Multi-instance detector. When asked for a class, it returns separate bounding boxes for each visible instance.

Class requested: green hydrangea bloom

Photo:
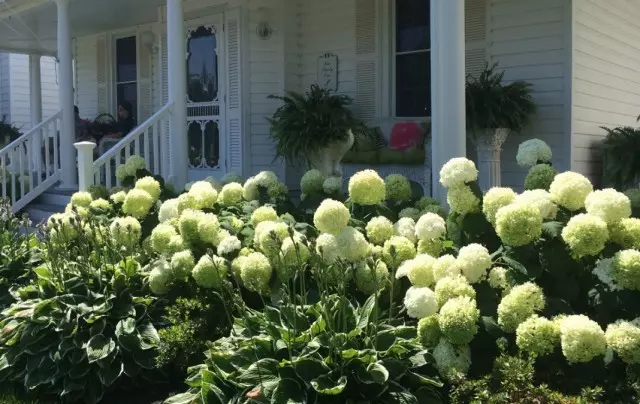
[366,216,395,246]
[252,206,278,225]
[135,176,161,202]
[549,171,593,211]
[558,315,606,363]
[382,236,417,267]
[561,214,609,258]
[122,189,154,219]
[447,186,480,215]
[524,164,557,191]
[495,203,543,247]
[110,216,142,246]
[219,183,244,206]
[151,224,178,254]
[438,296,479,345]
[192,255,228,289]
[418,316,441,348]
[605,320,640,364]
[314,199,350,235]
[189,181,218,209]
[240,252,273,294]
[385,174,412,201]
[348,169,386,205]
[482,187,516,224]
[610,218,640,249]
[354,261,389,295]
[585,188,632,224]
[497,282,545,333]
[171,250,195,278]
[149,260,172,295]
[71,191,93,208]
[516,315,560,356]
[611,249,640,290]
[300,169,325,195]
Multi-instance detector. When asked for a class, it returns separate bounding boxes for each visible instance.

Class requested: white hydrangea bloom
[456,243,492,284]
[394,217,417,243]
[415,213,447,241]
[433,338,472,380]
[403,286,438,319]
[592,258,621,292]
[516,139,553,168]
[439,158,478,189]
[515,190,558,220]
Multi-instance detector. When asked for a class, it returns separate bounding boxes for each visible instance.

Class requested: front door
[186,14,226,181]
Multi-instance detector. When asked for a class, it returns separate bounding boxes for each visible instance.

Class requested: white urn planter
[474,128,511,191]
[307,130,355,177]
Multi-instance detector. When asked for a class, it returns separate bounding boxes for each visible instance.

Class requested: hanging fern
[601,125,640,189]
[267,85,364,168]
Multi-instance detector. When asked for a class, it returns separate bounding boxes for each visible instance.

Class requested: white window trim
[379,0,430,121]
[112,30,139,117]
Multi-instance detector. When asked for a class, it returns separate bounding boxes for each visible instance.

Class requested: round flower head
[610,218,640,249]
[415,213,446,241]
[495,203,543,247]
[280,235,310,268]
[255,171,279,188]
[483,187,516,224]
[158,198,179,223]
[242,177,260,201]
[611,249,640,290]
[416,196,440,211]
[178,209,205,244]
[606,321,640,364]
[124,155,146,176]
[336,226,371,262]
[456,243,492,284]
[549,171,593,211]
[399,207,421,221]
[516,315,560,356]
[447,186,481,215]
[300,169,325,195]
[228,217,244,233]
[231,256,247,284]
[135,176,161,202]
[314,199,350,235]
[382,236,417,267]
[171,250,195,278]
[221,172,243,184]
[252,206,278,225]
[355,261,389,295]
[439,158,478,189]
[404,286,438,319]
[525,164,557,191]
[110,216,142,246]
[255,221,289,257]
[148,260,172,295]
[122,189,154,219]
[488,267,509,290]
[71,191,92,208]
[323,176,342,194]
[515,190,558,220]
[115,165,129,181]
[385,174,412,201]
[394,217,417,243]
[433,339,471,381]
[402,254,436,287]
[167,235,186,254]
[366,216,395,245]
[434,275,475,308]
[561,214,609,258]
[192,255,228,289]
[418,316,441,348]
[417,239,443,256]
[315,233,340,264]
[558,315,606,363]
[497,282,545,333]
[176,193,198,214]
[585,188,632,224]
[516,139,553,168]
[432,255,460,282]
[212,229,231,247]
[348,169,386,205]
[218,183,244,206]
[189,181,218,209]
[151,224,178,254]
[267,182,288,199]
[89,198,111,213]
[110,191,127,204]
[439,296,479,345]
[240,252,273,294]
[217,235,242,256]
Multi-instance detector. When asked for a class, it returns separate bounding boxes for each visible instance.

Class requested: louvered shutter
[158,28,171,179]
[355,0,378,121]
[225,8,244,175]
[96,34,109,114]
[137,30,153,122]
[465,0,487,78]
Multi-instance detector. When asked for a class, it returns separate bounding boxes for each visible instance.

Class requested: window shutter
[137,30,153,122]
[96,34,109,114]
[160,29,171,178]
[355,0,378,121]
[465,0,487,78]
[225,8,244,175]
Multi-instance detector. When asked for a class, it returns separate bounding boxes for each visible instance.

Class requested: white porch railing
[0,111,63,214]
[87,103,173,190]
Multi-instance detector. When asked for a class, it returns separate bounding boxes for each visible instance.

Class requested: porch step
[22,187,76,225]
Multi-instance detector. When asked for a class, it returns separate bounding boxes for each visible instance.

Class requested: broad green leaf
[406,371,444,388]
[97,360,123,387]
[238,358,279,385]
[271,378,306,404]
[481,316,504,338]
[501,256,528,276]
[138,322,160,350]
[381,358,408,380]
[90,319,106,337]
[356,295,376,331]
[201,381,227,404]
[384,391,419,404]
[116,317,136,337]
[541,221,564,239]
[367,362,389,384]
[293,357,330,384]
[33,266,52,281]
[87,334,116,363]
[341,349,359,360]
[133,348,157,370]
[311,374,347,395]
[408,350,430,368]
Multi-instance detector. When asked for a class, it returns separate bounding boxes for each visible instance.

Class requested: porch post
[55,0,76,187]
[29,55,42,174]
[430,0,466,204]
[167,0,188,190]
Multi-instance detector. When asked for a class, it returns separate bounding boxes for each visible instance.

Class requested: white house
[0,53,59,133]
[0,0,638,215]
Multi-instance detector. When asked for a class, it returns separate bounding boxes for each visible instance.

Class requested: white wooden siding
[0,54,9,121]
[75,35,100,119]
[488,0,571,190]
[572,0,640,184]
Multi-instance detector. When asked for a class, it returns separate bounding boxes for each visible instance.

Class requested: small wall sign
[317,53,338,91]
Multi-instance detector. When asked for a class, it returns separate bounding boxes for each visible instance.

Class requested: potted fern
[466,64,537,190]
[268,85,362,177]
[601,123,640,189]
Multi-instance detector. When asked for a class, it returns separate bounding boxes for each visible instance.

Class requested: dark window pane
[117,82,138,120]
[396,0,430,53]
[396,52,430,117]
[187,26,219,103]
[188,120,220,168]
[116,36,137,82]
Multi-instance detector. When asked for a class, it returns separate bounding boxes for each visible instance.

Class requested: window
[115,36,138,120]
[394,0,430,117]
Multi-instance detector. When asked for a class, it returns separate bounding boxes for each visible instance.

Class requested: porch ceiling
[0,0,165,55]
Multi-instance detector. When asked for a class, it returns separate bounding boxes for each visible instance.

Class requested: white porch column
[167,0,188,190]
[55,0,76,186]
[29,55,42,174]
[430,0,466,204]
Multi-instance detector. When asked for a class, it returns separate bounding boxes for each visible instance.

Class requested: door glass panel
[187,26,219,103]
[188,120,220,169]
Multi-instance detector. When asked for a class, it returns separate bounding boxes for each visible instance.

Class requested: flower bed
[0,139,639,403]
